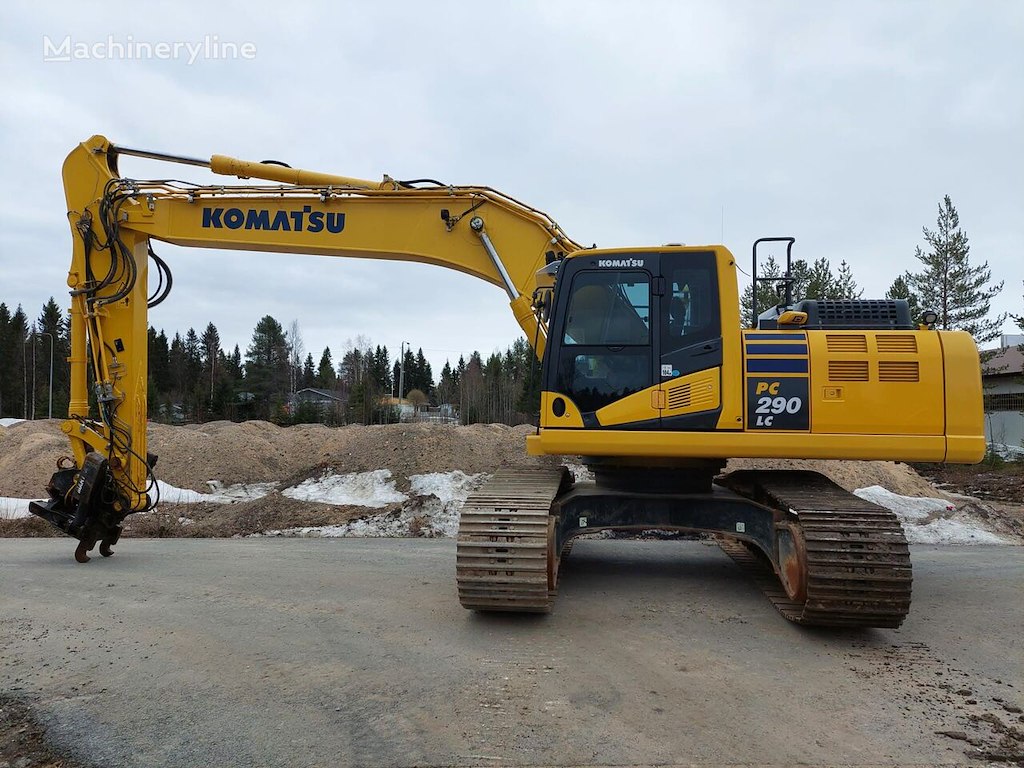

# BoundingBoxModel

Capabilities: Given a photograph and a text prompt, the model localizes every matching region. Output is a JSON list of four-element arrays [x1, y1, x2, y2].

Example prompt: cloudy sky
[[1, 1, 1021, 373]]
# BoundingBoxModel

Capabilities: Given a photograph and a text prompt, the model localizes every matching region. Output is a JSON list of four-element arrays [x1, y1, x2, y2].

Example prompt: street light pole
[[398, 341, 407, 404], [23, 332, 55, 420], [22, 337, 28, 419]]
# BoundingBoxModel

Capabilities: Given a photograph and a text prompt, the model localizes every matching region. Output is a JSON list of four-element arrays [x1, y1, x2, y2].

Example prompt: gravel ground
[[1, 539, 1022, 768]]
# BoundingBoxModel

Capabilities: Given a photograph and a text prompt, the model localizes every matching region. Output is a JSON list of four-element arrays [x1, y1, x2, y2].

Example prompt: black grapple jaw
[[29, 452, 125, 563]]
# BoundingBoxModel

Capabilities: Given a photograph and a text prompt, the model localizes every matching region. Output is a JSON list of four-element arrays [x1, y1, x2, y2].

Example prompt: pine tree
[[886, 275, 921, 324], [1013, 282, 1023, 336], [741, 255, 784, 326], [907, 196, 1006, 343], [831, 261, 863, 299], [803, 258, 835, 300]]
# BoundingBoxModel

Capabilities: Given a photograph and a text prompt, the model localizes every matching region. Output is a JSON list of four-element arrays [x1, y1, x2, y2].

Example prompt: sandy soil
[[1, 419, 1018, 540], [0, 419, 951, 498]]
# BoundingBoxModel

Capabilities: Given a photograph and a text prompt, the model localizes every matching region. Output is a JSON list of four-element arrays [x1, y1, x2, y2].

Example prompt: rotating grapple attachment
[[29, 452, 127, 563]]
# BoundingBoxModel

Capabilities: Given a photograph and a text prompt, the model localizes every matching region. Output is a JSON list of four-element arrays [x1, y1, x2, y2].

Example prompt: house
[[291, 387, 345, 418], [981, 334, 1024, 454], [378, 396, 459, 424]]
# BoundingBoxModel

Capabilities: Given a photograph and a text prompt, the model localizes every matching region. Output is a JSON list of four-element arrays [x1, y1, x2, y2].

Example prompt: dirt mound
[[5, 418, 1017, 543], [2, 419, 946, 503], [0, 419, 69, 498], [0, 420, 556, 498], [123, 492, 372, 539], [725, 457, 944, 498]]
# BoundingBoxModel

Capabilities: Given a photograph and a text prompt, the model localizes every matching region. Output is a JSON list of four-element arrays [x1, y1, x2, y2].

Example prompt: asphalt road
[[1, 538, 1021, 767]]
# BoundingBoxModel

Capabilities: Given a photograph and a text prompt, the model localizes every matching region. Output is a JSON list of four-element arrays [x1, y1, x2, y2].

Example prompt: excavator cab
[[540, 248, 726, 431]]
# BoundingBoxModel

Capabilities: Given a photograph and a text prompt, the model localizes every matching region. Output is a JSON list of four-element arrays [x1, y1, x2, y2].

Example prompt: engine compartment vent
[[826, 334, 868, 353], [876, 335, 918, 353], [879, 361, 920, 382], [794, 299, 915, 330], [668, 383, 692, 410], [828, 360, 870, 381]]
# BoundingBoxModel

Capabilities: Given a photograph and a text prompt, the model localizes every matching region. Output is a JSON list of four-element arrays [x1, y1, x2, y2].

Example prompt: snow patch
[[855, 486, 954, 522], [204, 480, 277, 501], [0, 418, 25, 428], [263, 470, 488, 538], [409, 470, 488, 537], [156, 480, 275, 505], [155, 480, 215, 504], [564, 462, 595, 483], [854, 485, 1009, 545], [282, 469, 406, 507], [988, 442, 1024, 461], [0, 497, 42, 519]]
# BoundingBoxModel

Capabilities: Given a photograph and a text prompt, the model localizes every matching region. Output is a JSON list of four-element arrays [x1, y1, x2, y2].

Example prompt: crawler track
[[721, 471, 913, 628], [456, 468, 569, 613]]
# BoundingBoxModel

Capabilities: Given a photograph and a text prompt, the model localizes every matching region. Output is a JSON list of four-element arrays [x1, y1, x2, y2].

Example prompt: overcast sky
[[1, 1, 1021, 374]]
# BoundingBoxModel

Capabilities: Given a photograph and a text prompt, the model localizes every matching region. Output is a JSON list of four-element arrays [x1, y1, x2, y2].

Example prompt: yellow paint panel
[[539, 391, 584, 428], [807, 330, 945, 436], [938, 331, 985, 462], [595, 383, 661, 426], [528, 429, 948, 462], [662, 368, 719, 417]]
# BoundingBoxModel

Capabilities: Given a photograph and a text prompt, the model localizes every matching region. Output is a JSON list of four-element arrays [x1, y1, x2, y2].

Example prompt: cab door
[[550, 257, 658, 427], [657, 251, 724, 429]]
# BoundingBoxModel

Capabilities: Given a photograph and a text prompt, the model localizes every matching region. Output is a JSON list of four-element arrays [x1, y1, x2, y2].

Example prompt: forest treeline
[[2, 196, 1020, 425]]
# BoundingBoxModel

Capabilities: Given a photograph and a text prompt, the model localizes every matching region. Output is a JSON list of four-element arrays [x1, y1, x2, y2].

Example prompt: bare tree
[[286, 319, 304, 395]]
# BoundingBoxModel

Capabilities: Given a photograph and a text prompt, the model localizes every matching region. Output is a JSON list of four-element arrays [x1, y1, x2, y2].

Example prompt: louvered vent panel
[[668, 383, 692, 410], [876, 335, 918, 353], [879, 361, 920, 382], [826, 335, 868, 353], [828, 360, 869, 381]]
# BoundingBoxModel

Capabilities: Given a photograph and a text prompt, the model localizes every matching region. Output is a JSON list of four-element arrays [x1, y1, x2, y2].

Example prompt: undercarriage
[[456, 466, 912, 628]]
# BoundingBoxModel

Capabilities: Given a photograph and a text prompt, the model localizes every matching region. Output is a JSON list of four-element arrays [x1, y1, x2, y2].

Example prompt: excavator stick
[[29, 453, 125, 562]]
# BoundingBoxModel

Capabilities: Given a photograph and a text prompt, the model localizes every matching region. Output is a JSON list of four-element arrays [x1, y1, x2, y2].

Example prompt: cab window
[[563, 271, 650, 345]]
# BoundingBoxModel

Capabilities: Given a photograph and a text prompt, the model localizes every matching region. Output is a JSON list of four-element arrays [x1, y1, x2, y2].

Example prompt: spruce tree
[[245, 316, 290, 419], [318, 347, 337, 389], [32, 297, 70, 419], [301, 353, 316, 389], [200, 322, 222, 403], [907, 196, 1005, 343]]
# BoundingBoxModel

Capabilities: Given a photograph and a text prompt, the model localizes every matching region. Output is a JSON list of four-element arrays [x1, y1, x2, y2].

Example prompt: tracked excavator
[[29, 136, 985, 628]]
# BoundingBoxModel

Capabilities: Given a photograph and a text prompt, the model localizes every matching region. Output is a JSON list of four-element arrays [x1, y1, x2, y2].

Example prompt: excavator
[[29, 135, 985, 628]]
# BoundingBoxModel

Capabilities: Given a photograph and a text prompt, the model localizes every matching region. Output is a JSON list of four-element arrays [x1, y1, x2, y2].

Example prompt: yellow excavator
[[30, 135, 985, 628]]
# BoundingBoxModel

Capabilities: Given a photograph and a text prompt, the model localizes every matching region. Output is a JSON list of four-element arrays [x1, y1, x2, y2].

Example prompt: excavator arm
[[32, 135, 581, 560]]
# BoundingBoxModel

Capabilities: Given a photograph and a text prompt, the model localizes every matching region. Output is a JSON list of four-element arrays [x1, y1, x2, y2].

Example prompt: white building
[[982, 335, 1024, 455]]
